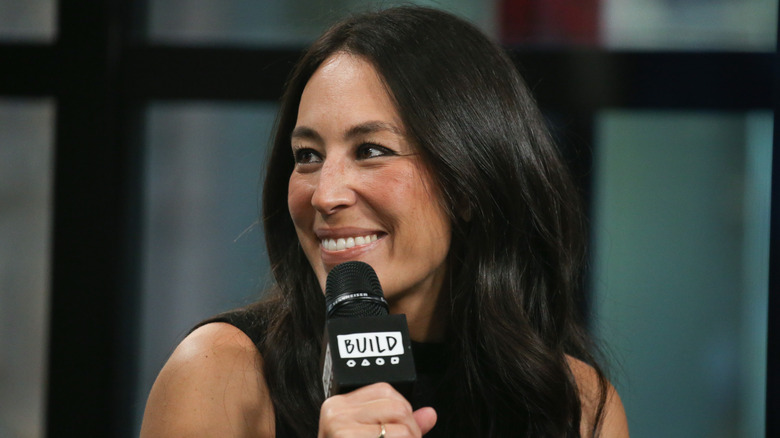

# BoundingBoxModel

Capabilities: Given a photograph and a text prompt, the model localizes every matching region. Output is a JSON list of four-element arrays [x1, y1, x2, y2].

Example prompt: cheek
[[360, 165, 420, 205], [383, 168, 451, 247], [288, 175, 323, 282], [415, 203, 451, 258], [407, 175, 451, 254], [287, 175, 313, 226], [402, 171, 448, 226]]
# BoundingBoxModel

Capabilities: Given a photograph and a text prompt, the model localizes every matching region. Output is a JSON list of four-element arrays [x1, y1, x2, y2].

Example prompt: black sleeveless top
[[199, 308, 449, 437]]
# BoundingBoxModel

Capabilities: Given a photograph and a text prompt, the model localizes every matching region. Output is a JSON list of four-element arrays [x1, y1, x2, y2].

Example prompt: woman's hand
[[318, 382, 437, 437]]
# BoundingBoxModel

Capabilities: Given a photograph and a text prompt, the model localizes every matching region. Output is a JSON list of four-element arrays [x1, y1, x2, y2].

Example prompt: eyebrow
[[344, 121, 404, 139], [291, 121, 404, 143], [290, 126, 322, 143]]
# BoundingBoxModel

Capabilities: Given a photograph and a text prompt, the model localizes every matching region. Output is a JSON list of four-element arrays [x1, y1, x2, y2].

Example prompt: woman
[[141, 6, 628, 437]]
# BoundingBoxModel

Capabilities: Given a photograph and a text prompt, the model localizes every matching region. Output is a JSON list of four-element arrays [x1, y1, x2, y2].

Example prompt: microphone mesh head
[[325, 261, 388, 319]]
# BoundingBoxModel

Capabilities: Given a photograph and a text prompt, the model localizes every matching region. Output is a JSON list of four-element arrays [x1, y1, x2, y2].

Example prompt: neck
[[389, 289, 448, 343]]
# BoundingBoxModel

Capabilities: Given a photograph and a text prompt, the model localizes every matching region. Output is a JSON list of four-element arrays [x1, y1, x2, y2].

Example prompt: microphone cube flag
[[322, 314, 416, 398]]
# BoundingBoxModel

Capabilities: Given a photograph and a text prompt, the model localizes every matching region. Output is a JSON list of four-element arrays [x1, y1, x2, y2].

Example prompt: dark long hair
[[258, 6, 607, 437]]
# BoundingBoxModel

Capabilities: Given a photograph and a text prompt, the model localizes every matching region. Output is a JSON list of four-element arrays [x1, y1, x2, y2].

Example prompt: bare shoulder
[[140, 322, 275, 437], [566, 355, 629, 438]]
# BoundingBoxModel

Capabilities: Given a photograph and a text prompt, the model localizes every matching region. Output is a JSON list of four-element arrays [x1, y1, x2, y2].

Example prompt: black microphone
[[321, 261, 416, 398]]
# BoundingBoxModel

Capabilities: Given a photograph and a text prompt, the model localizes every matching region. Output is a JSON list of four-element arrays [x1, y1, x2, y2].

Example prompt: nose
[[311, 156, 357, 215]]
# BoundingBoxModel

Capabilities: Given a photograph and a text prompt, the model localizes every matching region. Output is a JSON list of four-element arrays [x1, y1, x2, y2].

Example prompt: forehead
[[297, 53, 402, 131], [308, 52, 384, 94]]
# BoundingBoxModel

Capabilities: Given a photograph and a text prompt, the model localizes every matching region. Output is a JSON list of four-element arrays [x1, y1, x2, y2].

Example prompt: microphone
[[321, 261, 416, 398]]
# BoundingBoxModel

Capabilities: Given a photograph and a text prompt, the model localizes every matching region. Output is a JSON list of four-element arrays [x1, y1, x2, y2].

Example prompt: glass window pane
[[591, 110, 771, 437], [602, 0, 777, 51], [147, 0, 497, 46], [135, 102, 277, 433], [147, 0, 777, 51], [0, 99, 54, 438], [0, 0, 56, 42]]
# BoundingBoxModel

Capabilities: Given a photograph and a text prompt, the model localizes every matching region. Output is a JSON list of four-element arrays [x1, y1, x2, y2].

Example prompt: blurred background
[[0, 0, 777, 437]]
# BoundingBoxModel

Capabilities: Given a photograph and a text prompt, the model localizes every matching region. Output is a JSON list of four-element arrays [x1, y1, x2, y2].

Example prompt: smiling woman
[[288, 53, 451, 337], [140, 6, 628, 437]]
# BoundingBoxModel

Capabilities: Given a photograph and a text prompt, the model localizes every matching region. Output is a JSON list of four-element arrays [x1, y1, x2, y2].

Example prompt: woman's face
[[287, 52, 451, 313]]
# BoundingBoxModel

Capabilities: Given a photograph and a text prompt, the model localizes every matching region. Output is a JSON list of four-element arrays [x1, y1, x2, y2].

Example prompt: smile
[[321, 234, 379, 251]]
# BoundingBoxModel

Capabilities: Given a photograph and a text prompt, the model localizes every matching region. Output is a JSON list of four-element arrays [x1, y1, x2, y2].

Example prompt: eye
[[293, 147, 322, 165], [356, 143, 394, 160]]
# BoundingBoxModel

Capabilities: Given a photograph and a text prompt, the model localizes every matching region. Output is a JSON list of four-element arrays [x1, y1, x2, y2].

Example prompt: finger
[[321, 383, 405, 422], [320, 411, 422, 438], [320, 392, 418, 432], [380, 421, 425, 438], [336, 382, 410, 405], [413, 407, 437, 435]]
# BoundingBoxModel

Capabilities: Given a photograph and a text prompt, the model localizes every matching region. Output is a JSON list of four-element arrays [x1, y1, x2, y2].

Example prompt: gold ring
[[378, 423, 386, 438]]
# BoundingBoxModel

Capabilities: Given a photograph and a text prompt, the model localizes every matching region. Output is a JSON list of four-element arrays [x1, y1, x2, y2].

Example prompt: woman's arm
[[599, 383, 629, 437], [140, 322, 275, 437], [567, 356, 629, 438]]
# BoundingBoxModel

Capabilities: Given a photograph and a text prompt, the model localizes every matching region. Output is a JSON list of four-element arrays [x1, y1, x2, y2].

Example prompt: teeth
[[322, 234, 378, 251]]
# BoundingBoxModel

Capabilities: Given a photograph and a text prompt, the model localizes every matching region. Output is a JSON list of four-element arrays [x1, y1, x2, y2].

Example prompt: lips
[[321, 234, 379, 251]]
